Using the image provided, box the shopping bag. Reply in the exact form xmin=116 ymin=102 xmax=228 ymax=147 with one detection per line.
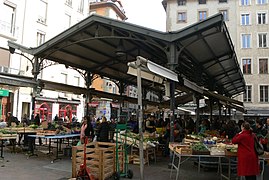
xmin=254 ymin=135 xmax=264 ymax=156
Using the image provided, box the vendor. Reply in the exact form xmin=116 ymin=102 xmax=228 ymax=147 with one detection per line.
xmin=145 ymin=114 xmax=156 ymax=133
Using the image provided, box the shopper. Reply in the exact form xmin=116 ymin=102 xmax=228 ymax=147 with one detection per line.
xmin=232 ymin=121 xmax=259 ymax=180
xmin=6 ymin=112 xmax=19 ymax=127
xmin=96 ymin=116 xmax=110 ymax=142
xmin=80 ymin=116 xmax=94 ymax=144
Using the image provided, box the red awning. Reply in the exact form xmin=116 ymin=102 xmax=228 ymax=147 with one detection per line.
xmin=88 ymin=101 xmax=99 ymax=107
xmin=111 ymin=102 xmax=120 ymax=108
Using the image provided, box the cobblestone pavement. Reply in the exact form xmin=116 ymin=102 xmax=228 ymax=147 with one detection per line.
xmin=0 ymin=146 xmax=268 ymax=180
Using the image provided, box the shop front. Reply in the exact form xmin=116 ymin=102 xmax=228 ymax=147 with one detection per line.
xmin=35 ymin=97 xmax=80 ymax=122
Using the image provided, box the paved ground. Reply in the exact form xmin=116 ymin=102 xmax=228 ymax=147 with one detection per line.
xmin=0 ymin=146 xmax=268 ymax=180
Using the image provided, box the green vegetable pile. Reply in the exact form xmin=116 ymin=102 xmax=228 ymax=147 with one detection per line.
xmin=29 ymin=124 xmax=39 ymax=129
xmin=191 ymin=142 xmax=209 ymax=152
xmin=0 ymin=129 xmax=17 ymax=134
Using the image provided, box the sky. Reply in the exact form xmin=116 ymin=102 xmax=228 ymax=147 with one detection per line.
xmin=122 ymin=0 xmax=166 ymax=32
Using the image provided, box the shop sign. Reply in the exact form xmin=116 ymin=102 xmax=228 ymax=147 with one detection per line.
xmin=88 ymin=101 xmax=99 ymax=107
xmin=0 ymin=89 xmax=9 ymax=97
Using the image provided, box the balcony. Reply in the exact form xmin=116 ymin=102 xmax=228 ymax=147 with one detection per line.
xmin=0 ymin=20 xmax=19 ymax=40
xmin=0 ymin=66 xmax=25 ymax=76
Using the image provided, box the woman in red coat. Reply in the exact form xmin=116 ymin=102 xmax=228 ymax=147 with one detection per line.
xmin=232 ymin=121 xmax=259 ymax=180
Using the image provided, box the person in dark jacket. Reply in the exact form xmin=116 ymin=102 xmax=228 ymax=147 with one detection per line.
xmin=34 ymin=114 xmax=40 ymax=126
xmin=254 ymin=120 xmax=268 ymax=150
xmin=97 ymin=116 xmax=110 ymax=142
xmin=6 ymin=112 xmax=19 ymax=127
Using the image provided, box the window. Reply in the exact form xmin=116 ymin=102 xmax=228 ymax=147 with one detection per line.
xmin=177 ymin=0 xmax=186 ymax=5
xmin=260 ymin=85 xmax=269 ymax=102
xmin=198 ymin=11 xmax=207 ymax=21
xmin=241 ymin=14 xmax=250 ymax=25
xmin=241 ymin=34 xmax=251 ymax=48
xmin=243 ymin=85 xmax=252 ymax=102
xmin=219 ymin=0 xmax=227 ymax=2
xmin=198 ymin=0 xmax=206 ymax=4
xmin=74 ymin=76 xmax=80 ymax=86
xmin=65 ymin=0 xmax=72 ymax=7
xmin=219 ymin=10 xmax=228 ymax=21
xmin=257 ymin=13 xmax=267 ymax=24
xmin=258 ymin=33 xmax=267 ymax=48
xmin=38 ymin=0 xmax=47 ymax=24
xmin=259 ymin=58 xmax=268 ymax=74
xmin=0 ymin=2 xmax=16 ymax=37
xmin=241 ymin=0 xmax=250 ymax=5
xmin=177 ymin=12 xmax=187 ymax=22
xmin=257 ymin=0 xmax=267 ymax=4
xmin=78 ymin=0 xmax=84 ymax=13
xmin=242 ymin=58 xmax=251 ymax=74
xmin=37 ymin=32 xmax=45 ymax=46
xmin=61 ymin=73 xmax=68 ymax=84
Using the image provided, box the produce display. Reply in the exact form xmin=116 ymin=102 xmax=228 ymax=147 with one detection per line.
xmin=0 ymin=129 xmax=17 ymax=138
xmin=171 ymin=133 xmax=239 ymax=156
xmin=0 ymin=129 xmax=16 ymax=134
xmin=191 ymin=142 xmax=209 ymax=152
xmin=29 ymin=124 xmax=39 ymax=129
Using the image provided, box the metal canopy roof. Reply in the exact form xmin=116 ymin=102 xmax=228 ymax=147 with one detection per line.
xmin=171 ymin=18 xmax=245 ymax=96
xmin=8 ymin=13 xmax=245 ymax=98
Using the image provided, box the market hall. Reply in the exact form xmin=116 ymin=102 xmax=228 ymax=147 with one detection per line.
xmin=4 ymin=13 xmax=268 ymax=180
xmin=8 ymin=13 xmax=245 ymax=121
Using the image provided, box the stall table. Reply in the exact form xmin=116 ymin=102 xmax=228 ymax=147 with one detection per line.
xmin=28 ymin=133 xmax=80 ymax=162
xmin=0 ymin=136 xmax=17 ymax=158
xmin=169 ymin=147 xmax=269 ymax=180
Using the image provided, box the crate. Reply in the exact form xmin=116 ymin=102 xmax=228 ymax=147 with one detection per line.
xmin=36 ymin=130 xmax=56 ymax=136
xmin=0 ymin=134 xmax=17 ymax=140
xmin=225 ymin=150 xmax=237 ymax=157
xmin=169 ymin=142 xmax=181 ymax=151
xmin=175 ymin=146 xmax=192 ymax=155
xmin=72 ymin=142 xmax=116 ymax=180
xmin=132 ymin=155 xmax=147 ymax=165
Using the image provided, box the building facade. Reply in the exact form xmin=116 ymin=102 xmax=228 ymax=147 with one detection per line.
xmin=163 ymin=0 xmax=269 ymax=117
xmin=0 ymin=0 xmax=90 ymax=122
xmin=0 ymin=0 xmax=130 ymax=122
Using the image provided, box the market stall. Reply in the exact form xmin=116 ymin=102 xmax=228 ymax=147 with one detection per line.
xmin=169 ymin=136 xmax=269 ymax=180
xmin=0 ymin=129 xmax=17 ymax=158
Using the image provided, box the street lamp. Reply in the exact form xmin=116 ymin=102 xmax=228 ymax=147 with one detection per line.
xmin=127 ymin=56 xmax=178 ymax=180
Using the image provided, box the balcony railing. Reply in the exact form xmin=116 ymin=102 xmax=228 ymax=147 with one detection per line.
xmin=0 ymin=66 xmax=25 ymax=76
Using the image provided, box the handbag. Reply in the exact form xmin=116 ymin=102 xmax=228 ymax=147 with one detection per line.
xmin=254 ymin=135 xmax=264 ymax=156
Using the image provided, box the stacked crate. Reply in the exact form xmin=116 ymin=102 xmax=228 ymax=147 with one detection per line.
xmin=72 ymin=142 xmax=116 ymax=180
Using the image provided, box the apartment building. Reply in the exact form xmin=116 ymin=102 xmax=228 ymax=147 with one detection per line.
xmin=0 ymin=0 xmax=130 ymax=122
xmin=0 ymin=0 xmax=89 ymax=122
xmin=163 ymin=0 xmax=269 ymax=117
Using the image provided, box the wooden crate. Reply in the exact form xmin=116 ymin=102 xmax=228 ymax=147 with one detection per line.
xmin=169 ymin=142 xmax=181 ymax=151
xmin=175 ymin=146 xmax=192 ymax=155
xmin=132 ymin=155 xmax=147 ymax=165
xmin=0 ymin=134 xmax=17 ymax=140
xmin=36 ymin=130 xmax=56 ymax=136
xmin=225 ymin=150 xmax=237 ymax=157
xmin=72 ymin=142 xmax=116 ymax=180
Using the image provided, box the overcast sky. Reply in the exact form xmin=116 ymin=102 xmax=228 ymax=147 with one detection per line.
xmin=122 ymin=0 xmax=166 ymax=32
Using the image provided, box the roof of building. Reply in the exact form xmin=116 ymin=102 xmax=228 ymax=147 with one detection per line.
xmin=8 ymin=13 xmax=245 ymax=104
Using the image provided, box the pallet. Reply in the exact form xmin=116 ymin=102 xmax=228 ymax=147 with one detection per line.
xmin=72 ymin=142 xmax=116 ymax=180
